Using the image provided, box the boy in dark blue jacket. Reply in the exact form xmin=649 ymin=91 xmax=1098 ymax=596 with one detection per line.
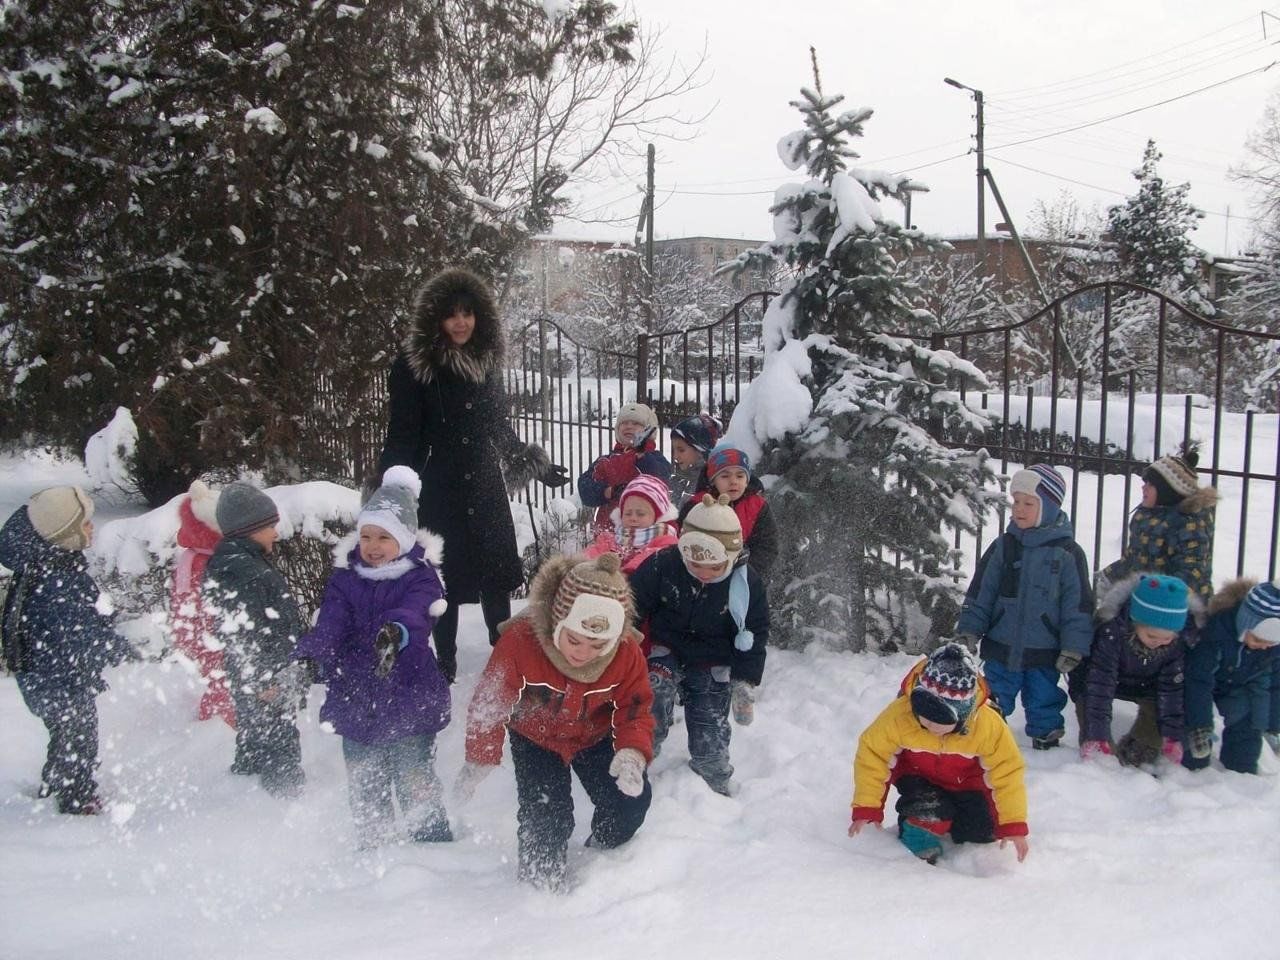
xmin=203 ymin=482 xmax=308 ymax=798
xmin=0 ymin=487 xmax=131 ymax=814
xmin=630 ymin=493 xmax=768 ymax=796
xmin=956 ymin=464 xmax=1094 ymax=750
xmin=578 ymin=402 xmax=671 ymax=532
xmin=1183 ymin=578 xmax=1280 ymax=774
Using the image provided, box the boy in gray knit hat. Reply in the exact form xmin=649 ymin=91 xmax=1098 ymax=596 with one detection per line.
xmin=203 ymin=481 xmax=306 ymax=796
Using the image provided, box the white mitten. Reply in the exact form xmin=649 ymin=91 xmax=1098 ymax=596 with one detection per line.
xmin=608 ymin=748 xmax=646 ymax=798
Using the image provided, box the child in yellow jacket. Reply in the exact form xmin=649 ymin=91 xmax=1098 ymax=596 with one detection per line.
xmin=849 ymin=643 xmax=1030 ymax=864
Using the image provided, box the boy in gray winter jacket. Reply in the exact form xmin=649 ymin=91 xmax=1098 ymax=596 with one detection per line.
xmin=203 ymin=482 xmax=307 ymax=798
xmin=956 ymin=465 xmax=1094 ymax=750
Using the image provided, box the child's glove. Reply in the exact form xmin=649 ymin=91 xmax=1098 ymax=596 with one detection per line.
xmin=1054 ymin=650 xmax=1083 ymax=674
xmin=1265 ymin=731 xmax=1280 ymax=756
xmin=452 ymin=762 xmax=495 ymax=806
xmin=731 ymin=681 xmax=755 ymax=726
xmin=592 ymin=449 xmax=638 ymax=487
xmin=608 ymin=748 xmax=646 ymax=798
xmin=1080 ymin=739 xmax=1112 ymax=760
xmin=1160 ymin=737 xmax=1184 ymax=765
xmin=374 ymin=622 xmax=408 ymax=678
xmin=1186 ymin=727 xmax=1214 ymax=761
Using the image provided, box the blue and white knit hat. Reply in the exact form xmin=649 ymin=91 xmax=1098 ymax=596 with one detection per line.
xmin=1129 ymin=574 xmax=1190 ymax=633
xmin=1009 ymin=463 xmax=1067 ymax=526
xmin=1238 ymin=579 xmax=1280 ymax=646
xmin=357 ymin=466 xmax=422 ymax=555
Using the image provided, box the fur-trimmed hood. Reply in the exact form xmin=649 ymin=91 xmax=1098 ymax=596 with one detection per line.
xmin=332 ymin=527 xmax=446 ymax=583
xmin=404 ymin=267 xmax=504 ymax=384
xmin=1208 ymin=577 xmax=1258 ymax=618
xmin=1175 ymin=486 xmax=1219 ymax=515
xmin=1097 ymin=572 xmax=1207 ymax=627
xmin=503 ymin=553 xmax=642 ymax=684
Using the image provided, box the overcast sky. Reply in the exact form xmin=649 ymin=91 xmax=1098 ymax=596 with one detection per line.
xmin=555 ymin=0 xmax=1280 ymax=257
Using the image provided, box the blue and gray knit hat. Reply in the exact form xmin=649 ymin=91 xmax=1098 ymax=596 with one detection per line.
xmin=1009 ymin=464 xmax=1067 ymax=526
xmin=910 ymin=643 xmax=979 ymax=729
xmin=1129 ymin=574 xmax=1190 ymax=633
xmin=1238 ymin=579 xmax=1280 ymax=646
xmin=671 ymin=413 xmax=722 ymax=457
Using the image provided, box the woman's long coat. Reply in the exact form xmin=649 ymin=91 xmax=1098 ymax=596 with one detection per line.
xmin=377 ymin=268 xmax=547 ymax=604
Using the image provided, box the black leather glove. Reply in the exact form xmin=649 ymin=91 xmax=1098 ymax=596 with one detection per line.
xmin=539 ymin=462 xmax=570 ymax=488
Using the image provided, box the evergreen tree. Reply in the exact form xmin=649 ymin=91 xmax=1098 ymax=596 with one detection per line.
xmin=1105 ymin=140 xmax=1214 ymax=390
xmin=724 ymin=68 xmax=998 ymax=653
xmin=0 ymin=0 xmax=648 ymax=502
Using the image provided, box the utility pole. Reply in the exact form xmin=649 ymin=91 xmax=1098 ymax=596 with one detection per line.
xmin=634 ymin=144 xmax=656 ymax=399
xmin=944 ymin=77 xmax=986 ymax=268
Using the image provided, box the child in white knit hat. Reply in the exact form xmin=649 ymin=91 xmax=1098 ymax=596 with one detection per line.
xmin=630 ymin=493 xmax=769 ymax=796
xmin=0 ymin=487 xmax=131 ymax=814
xmin=457 ymin=552 xmax=654 ymax=891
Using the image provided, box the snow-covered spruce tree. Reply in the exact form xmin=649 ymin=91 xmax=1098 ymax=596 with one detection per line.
xmin=1105 ymin=140 xmax=1214 ymax=389
xmin=723 ymin=75 xmax=998 ymax=653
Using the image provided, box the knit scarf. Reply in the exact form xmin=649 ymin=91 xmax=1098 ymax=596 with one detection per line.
xmin=615 ymin=521 xmax=670 ymax=562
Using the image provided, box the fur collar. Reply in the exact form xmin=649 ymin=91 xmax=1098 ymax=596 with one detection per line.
xmin=501 ymin=553 xmax=642 ymax=684
xmin=332 ymin=528 xmax=446 ymax=581
xmin=1208 ymin=577 xmax=1257 ymax=617
xmin=1176 ymin=486 xmax=1219 ymax=514
xmin=404 ymin=267 xmax=504 ymax=385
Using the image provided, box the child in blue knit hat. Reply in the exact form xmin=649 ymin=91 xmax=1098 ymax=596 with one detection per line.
xmin=1183 ymin=577 xmax=1280 ymax=774
xmin=956 ymin=464 xmax=1095 ymax=750
xmin=1070 ymin=573 xmax=1201 ymax=767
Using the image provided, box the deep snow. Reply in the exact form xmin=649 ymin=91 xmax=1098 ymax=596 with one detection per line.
xmin=2 ymin=452 xmax=1279 ymax=960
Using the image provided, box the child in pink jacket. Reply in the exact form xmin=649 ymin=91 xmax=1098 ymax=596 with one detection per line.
xmin=583 ymin=474 xmax=678 ymax=575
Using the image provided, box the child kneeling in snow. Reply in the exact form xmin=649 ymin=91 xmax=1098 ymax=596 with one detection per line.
xmin=282 ymin=467 xmax=452 ymax=847
xmin=631 ymin=493 xmax=769 ymax=796
xmin=0 ymin=487 xmax=132 ymax=815
xmin=849 ymin=643 xmax=1029 ymax=865
xmin=1069 ymin=573 xmax=1199 ymax=766
xmin=1181 ymin=577 xmax=1280 ymax=774
xmin=583 ymin=474 xmax=679 ymax=575
xmin=456 ymin=553 xmax=654 ymax=892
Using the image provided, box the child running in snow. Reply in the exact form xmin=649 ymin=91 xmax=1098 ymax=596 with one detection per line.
xmin=1096 ymin=444 xmax=1218 ymax=604
xmin=457 ymin=553 xmax=653 ymax=892
xmin=577 ymin=402 xmax=672 ymax=532
xmin=676 ymin=443 xmax=778 ymax=580
xmin=0 ymin=487 xmax=132 ymax=815
xmin=583 ymin=474 xmax=679 ymax=575
xmin=170 ymin=480 xmax=235 ymax=727
xmin=1070 ymin=574 xmax=1199 ymax=767
xmin=203 ymin=481 xmax=307 ymax=798
xmin=631 ymin=493 xmax=768 ymax=796
xmin=849 ymin=643 xmax=1029 ymax=865
xmin=1182 ymin=578 xmax=1280 ymax=775
xmin=281 ymin=467 xmax=452 ymax=847
xmin=668 ymin=413 xmax=721 ymax=511
xmin=955 ymin=464 xmax=1094 ymax=750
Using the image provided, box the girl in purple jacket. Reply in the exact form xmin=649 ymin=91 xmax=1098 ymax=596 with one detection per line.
xmin=287 ymin=467 xmax=452 ymax=847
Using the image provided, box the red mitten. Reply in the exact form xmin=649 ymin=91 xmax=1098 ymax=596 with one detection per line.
xmin=1080 ymin=740 xmax=1112 ymax=760
xmin=1160 ymin=737 xmax=1183 ymax=765
xmin=592 ymin=449 xmax=639 ymax=488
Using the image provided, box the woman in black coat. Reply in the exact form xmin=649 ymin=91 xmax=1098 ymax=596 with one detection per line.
xmin=377 ymin=268 xmax=568 ymax=681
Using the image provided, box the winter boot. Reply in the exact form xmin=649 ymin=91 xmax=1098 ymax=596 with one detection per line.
xmin=898 ymin=819 xmax=945 ymax=864
xmin=1031 ymin=729 xmax=1065 ymax=751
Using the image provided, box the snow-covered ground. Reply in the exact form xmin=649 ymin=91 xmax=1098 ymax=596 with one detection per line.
xmin=2 ymin=448 xmax=1279 ymax=959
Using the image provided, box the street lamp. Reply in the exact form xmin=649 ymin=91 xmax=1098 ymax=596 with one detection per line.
xmin=944 ymin=77 xmax=986 ymax=263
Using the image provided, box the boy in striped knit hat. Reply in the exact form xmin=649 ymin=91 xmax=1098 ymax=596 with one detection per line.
xmin=956 ymin=464 xmax=1095 ymax=750
xmin=1183 ymin=577 xmax=1280 ymax=774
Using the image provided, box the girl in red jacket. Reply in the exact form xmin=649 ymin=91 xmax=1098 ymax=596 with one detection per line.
xmin=456 ymin=552 xmax=654 ymax=892
xmin=170 ymin=481 xmax=236 ymax=727
xmin=677 ymin=444 xmax=779 ymax=579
